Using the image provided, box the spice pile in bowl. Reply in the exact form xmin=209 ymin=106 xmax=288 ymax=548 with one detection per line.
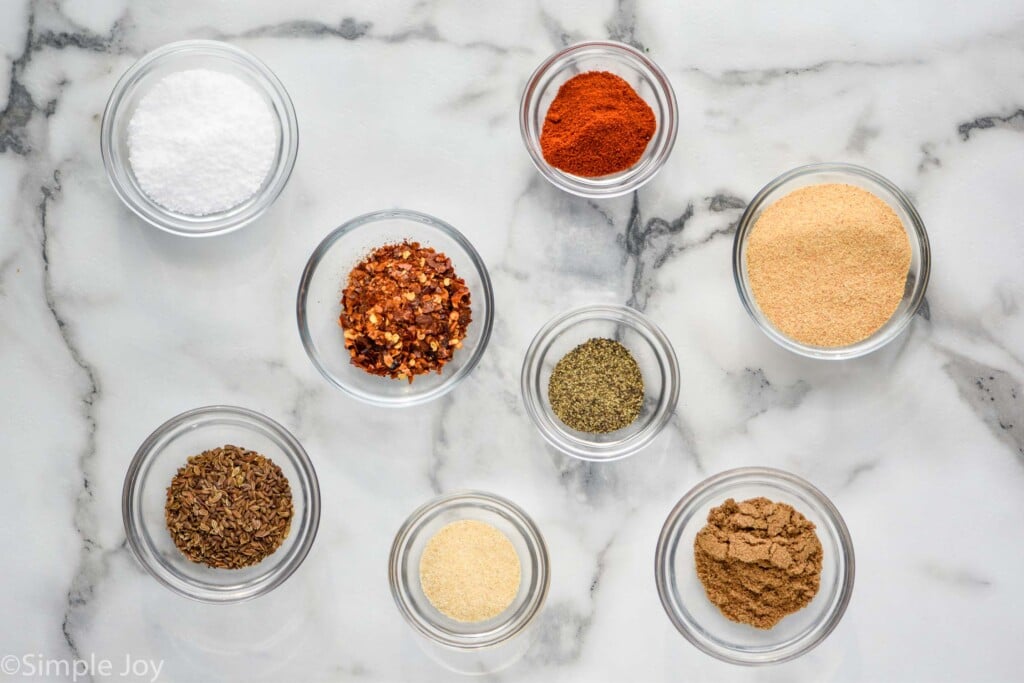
xmin=340 ymin=241 xmax=472 ymax=381
xmin=541 ymin=71 xmax=655 ymax=177
xmin=164 ymin=444 xmax=293 ymax=569
xmin=548 ymin=337 xmax=644 ymax=433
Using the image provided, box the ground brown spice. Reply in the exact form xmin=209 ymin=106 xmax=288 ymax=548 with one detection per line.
xmin=694 ymin=497 xmax=822 ymax=629
xmin=746 ymin=183 xmax=911 ymax=347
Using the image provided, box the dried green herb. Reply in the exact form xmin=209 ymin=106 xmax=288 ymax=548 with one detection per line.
xmin=165 ymin=445 xmax=293 ymax=569
xmin=547 ymin=337 xmax=644 ymax=433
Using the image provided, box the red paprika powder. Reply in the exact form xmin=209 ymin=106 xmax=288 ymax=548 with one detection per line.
xmin=540 ymin=71 xmax=656 ymax=177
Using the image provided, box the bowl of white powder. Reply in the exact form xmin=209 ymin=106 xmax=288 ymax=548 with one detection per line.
xmin=101 ymin=40 xmax=298 ymax=237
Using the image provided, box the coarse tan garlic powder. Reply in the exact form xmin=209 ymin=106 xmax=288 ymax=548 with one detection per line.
xmin=745 ymin=183 xmax=912 ymax=347
xmin=419 ymin=520 xmax=521 ymax=623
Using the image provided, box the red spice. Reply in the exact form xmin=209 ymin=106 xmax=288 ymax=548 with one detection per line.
xmin=540 ymin=71 xmax=656 ymax=177
xmin=340 ymin=241 xmax=471 ymax=382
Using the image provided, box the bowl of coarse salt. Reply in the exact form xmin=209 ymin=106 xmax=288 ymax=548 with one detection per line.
xmin=101 ymin=40 xmax=299 ymax=237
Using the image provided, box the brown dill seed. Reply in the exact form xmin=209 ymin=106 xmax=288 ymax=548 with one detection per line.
xmin=419 ymin=520 xmax=521 ymax=623
xmin=164 ymin=445 xmax=293 ymax=569
xmin=547 ymin=337 xmax=644 ymax=433
xmin=745 ymin=183 xmax=912 ymax=347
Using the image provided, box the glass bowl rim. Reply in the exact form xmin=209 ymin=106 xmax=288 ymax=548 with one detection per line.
xmin=732 ymin=162 xmax=931 ymax=359
xmin=518 ymin=39 xmax=679 ymax=198
xmin=296 ymin=208 xmax=495 ymax=408
xmin=520 ymin=303 xmax=681 ymax=462
xmin=654 ymin=466 xmax=856 ymax=665
xmin=121 ymin=404 xmax=321 ymax=603
xmin=387 ymin=490 xmax=550 ymax=650
xmin=99 ymin=38 xmax=299 ymax=238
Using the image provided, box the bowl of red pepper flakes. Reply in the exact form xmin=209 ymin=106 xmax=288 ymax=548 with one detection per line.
xmin=519 ymin=40 xmax=678 ymax=199
xmin=297 ymin=210 xmax=494 ymax=406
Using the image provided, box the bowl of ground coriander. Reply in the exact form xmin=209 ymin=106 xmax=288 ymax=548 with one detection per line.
xmin=101 ymin=40 xmax=299 ymax=236
xmin=389 ymin=491 xmax=550 ymax=674
xmin=521 ymin=304 xmax=679 ymax=461
xmin=733 ymin=163 xmax=930 ymax=359
xmin=520 ymin=41 xmax=678 ymax=198
xmin=655 ymin=467 xmax=855 ymax=665
xmin=122 ymin=405 xmax=320 ymax=603
xmin=297 ymin=209 xmax=494 ymax=407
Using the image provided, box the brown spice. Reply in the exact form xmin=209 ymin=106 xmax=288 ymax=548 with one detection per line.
xmin=746 ymin=183 xmax=912 ymax=347
xmin=164 ymin=445 xmax=293 ymax=569
xmin=340 ymin=241 xmax=471 ymax=381
xmin=419 ymin=520 xmax=521 ymax=623
xmin=694 ymin=497 xmax=822 ymax=629
xmin=540 ymin=71 xmax=656 ymax=177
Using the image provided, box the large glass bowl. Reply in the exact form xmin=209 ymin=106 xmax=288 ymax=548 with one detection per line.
xmin=520 ymin=304 xmax=680 ymax=461
xmin=297 ymin=209 xmax=494 ymax=407
xmin=122 ymin=405 xmax=320 ymax=603
xmin=655 ymin=467 xmax=855 ymax=665
xmin=520 ymin=40 xmax=678 ymax=198
xmin=100 ymin=40 xmax=299 ymax=237
xmin=733 ymin=163 xmax=930 ymax=359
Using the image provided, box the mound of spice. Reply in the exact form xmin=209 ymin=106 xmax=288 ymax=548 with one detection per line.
xmin=540 ymin=71 xmax=656 ymax=177
xmin=548 ymin=337 xmax=644 ymax=433
xmin=128 ymin=69 xmax=277 ymax=215
xmin=694 ymin=497 xmax=823 ymax=629
xmin=419 ymin=520 xmax=522 ymax=623
xmin=340 ymin=241 xmax=471 ymax=381
xmin=745 ymin=183 xmax=912 ymax=347
xmin=165 ymin=445 xmax=293 ymax=569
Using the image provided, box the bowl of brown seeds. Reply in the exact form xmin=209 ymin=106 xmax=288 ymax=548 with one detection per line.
xmin=733 ymin=162 xmax=930 ymax=359
xmin=123 ymin=405 xmax=320 ymax=603
xmin=521 ymin=304 xmax=680 ymax=461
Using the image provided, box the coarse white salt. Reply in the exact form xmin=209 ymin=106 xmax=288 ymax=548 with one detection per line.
xmin=127 ymin=69 xmax=277 ymax=216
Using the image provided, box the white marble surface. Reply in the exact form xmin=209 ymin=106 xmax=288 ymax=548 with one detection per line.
xmin=3 ymin=1 xmax=1024 ymax=681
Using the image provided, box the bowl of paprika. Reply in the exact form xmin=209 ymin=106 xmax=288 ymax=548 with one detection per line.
xmin=520 ymin=40 xmax=678 ymax=198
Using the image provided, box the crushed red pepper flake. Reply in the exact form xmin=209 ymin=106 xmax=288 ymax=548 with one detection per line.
xmin=339 ymin=241 xmax=472 ymax=381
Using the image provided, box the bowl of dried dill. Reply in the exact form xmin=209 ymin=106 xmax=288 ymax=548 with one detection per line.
xmin=122 ymin=405 xmax=321 ymax=603
xmin=520 ymin=304 xmax=680 ymax=461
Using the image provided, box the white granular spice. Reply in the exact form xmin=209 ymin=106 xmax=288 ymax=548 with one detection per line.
xmin=127 ymin=69 xmax=277 ymax=216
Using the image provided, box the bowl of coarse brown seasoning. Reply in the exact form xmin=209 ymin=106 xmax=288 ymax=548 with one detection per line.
xmin=297 ymin=209 xmax=494 ymax=407
xmin=122 ymin=405 xmax=321 ymax=603
xmin=734 ymin=163 xmax=930 ymax=359
xmin=521 ymin=304 xmax=680 ymax=461
xmin=389 ymin=491 xmax=550 ymax=674
xmin=655 ymin=467 xmax=855 ymax=665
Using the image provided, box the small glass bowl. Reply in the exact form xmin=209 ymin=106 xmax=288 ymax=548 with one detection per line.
xmin=655 ymin=467 xmax=855 ymax=665
xmin=733 ymin=162 xmax=931 ymax=359
xmin=519 ymin=40 xmax=678 ymax=198
xmin=122 ymin=405 xmax=321 ymax=603
xmin=388 ymin=491 xmax=549 ymax=673
xmin=520 ymin=304 xmax=680 ymax=462
xmin=100 ymin=40 xmax=299 ymax=237
xmin=297 ymin=209 xmax=494 ymax=407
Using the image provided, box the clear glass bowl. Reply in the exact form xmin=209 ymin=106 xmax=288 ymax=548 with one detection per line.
xmin=520 ymin=304 xmax=680 ymax=462
xmin=655 ymin=467 xmax=855 ymax=665
xmin=388 ymin=491 xmax=549 ymax=674
xmin=519 ymin=40 xmax=678 ymax=198
xmin=100 ymin=40 xmax=299 ymax=237
xmin=122 ymin=405 xmax=321 ymax=603
xmin=733 ymin=162 xmax=931 ymax=359
xmin=297 ymin=209 xmax=494 ymax=407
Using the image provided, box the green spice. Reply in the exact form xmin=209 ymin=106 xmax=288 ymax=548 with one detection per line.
xmin=547 ymin=337 xmax=644 ymax=433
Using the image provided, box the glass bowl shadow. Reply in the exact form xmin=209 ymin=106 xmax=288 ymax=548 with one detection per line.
xmin=519 ymin=40 xmax=678 ymax=198
xmin=122 ymin=405 xmax=321 ymax=603
xmin=297 ymin=209 xmax=494 ymax=407
xmin=100 ymin=39 xmax=299 ymax=237
xmin=655 ymin=467 xmax=855 ymax=665
xmin=520 ymin=304 xmax=680 ymax=462
xmin=733 ymin=162 xmax=930 ymax=359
